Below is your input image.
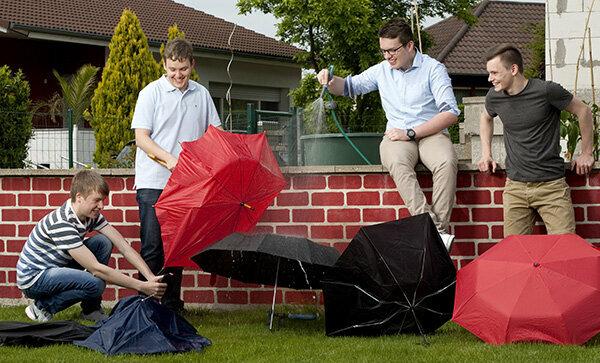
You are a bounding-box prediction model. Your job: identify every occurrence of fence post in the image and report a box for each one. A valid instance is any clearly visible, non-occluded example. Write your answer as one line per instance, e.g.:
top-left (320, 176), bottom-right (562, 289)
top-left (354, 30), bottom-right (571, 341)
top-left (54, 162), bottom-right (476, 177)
top-left (246, 103), bottom-right (257, 134)
top-left (67, 108), bottom-right (73, 169)
top-left (297, 107), bottom-right (304, 166)
top-left (287, 107), bottom-right (297, 166)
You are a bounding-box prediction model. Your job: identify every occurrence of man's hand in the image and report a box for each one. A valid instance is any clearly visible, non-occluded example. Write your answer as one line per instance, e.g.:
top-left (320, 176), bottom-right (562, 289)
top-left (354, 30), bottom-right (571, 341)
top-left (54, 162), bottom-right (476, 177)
top-left (478, 155), bottom-right (497, 173)
top-left (165, 155), bottom-right (178, 171)
top-left (571, 153), bottom-right (595, 175)
top-left (140, 275), bottom-right (167, 298)
top-left (384, 128), bottom-right (410, 141)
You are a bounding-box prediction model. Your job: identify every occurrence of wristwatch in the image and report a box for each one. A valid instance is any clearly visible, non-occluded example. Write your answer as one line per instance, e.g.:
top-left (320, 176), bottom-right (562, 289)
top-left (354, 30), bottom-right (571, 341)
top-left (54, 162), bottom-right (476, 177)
top-left (406, 128), bottom-right (416, 141)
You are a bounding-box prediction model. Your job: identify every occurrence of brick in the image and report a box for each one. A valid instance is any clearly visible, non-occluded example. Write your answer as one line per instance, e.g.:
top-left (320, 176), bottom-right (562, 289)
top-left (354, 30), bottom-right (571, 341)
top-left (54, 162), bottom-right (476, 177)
top-left (32, 208), bottom-right (54, 221)
top-left (576, 224), bottom-right (600, 238)
top-left (181, 273), bottom-right (196, 287)
top-left (251, 225), bottom-right (274, 234)
top-left (115, 225), bottom-right (140, 239)
top-left (102, 288), bottom-right (116, 301)
top-left (18, 224), bottom-right (35, 237)
top-left (382, 191), bottom-right (403, 205)
top-left (363, 208), bottom-right (396, 222)
top-left (532, 225), bottom-right (547, 234)
top-left (125, 177), bottom-right (135, 190)
top-left (292, 175), bottom-right (326, 190)
top-left (347, 191), bottom-right (380, 206)
top-left (285, 290), bottom-right (319, 304)
top-left (0, 224), bottom-right (16, 237)
top-left (457, 173), bottom-right (472, 188)
top-left (459, 259), bottom-right (474, 268)
top-left (363, 175), bottom-right (395, 189)
top-left (63, 178), bottom-right (72, 191)
top-left (2, 209), bottom-right (30, 221)
top-left (105, 177), bottom-right (125, 192)
top-left (0, 271), bottom-right (5, 284)
top-left (0, 286), bottom-right (23, 298)
top-left (0, 194), bottom-right (16, 206)
top-left (0, 254), bottom-right (19, 267)
top-left (260, 209), bottom-right (290, 223)
top-left (117, 258), bottom-right (136, 270)
top-left (7, 270), bottom-right (16, 283)
top-left (398, 208), bottom-right (411, 219)
top-left (184, 290), bottom-right (215, 304)
top-left (276, 192), bottom-right (309, 206)
top-left (450, 241), bottom-right (476, 256)
top-left (117, 288), bottom-right (138, 299)
top-left (491, 225), bottom-right (504, 239)
top-left (217, 290), bottom-right (248, 304)
top-left (311, 192), bottom-right (344, 206)
top-left (450, 208), bottom-right (470, 222)
top-left (31, 178), bottom-right (61, 191)
top-left (48, 193), bottom-right (70, 206)
top-left (311, 225), bottom-right (344, 239)
top-left (6, 240), bottom-right (25, 253)
top-left (198, 273), bottom-right (229, 288)
top-left (345, 226), bottom-right (362, 239)
top-left (328, 175), bottom-right (362, 189)
top-left (572, 190), bottom-right (600, 204)
top-left (456, 190), bottom-right (491, 205)
top-left (588, 172), bottom-right (600, 186)
top-left (455, 225), bottom-right (489, 239)
top-left (100, 209), bottom-right (122, 223)
top-left (111, 193), bottom-right (137, 207)
top-left (588, 206), bottom-right (600, 221)
top-left (477, 242), bottom-right (497, 255)
top-left (125, 210), bottom-right (140, 223)
top-left (275, 225), bottom-right (308, 237)
top-left (417, 174), bottom-right (433, 188)
top-left (18, 194), bottom-right (46, 207)
top-left (574, 207), bottom-right (585, 222)
top-left (326, 209), bottom-right (359, 223)
top-left (565, 172), bottom-right (587, 187)
top-left (230, 279), bottom-right (261, 288)
top-left (2, 177), bottom-right (30, 191)
top-left (292, 209), bottom-right (325, 223)
top-left (493, 190), bottom-right (503, 204)
top-left (474, 173), bottom-right (506, 187)
top-left (471, 208), bottom-right (504, 222)
top-left (250, 290), bottom-right (282, 304)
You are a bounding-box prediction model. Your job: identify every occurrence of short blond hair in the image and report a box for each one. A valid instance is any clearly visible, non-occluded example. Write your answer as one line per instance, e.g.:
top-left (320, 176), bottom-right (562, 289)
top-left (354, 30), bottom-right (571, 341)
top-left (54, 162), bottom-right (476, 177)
top-left (70, 169), bottom-right (109, 202)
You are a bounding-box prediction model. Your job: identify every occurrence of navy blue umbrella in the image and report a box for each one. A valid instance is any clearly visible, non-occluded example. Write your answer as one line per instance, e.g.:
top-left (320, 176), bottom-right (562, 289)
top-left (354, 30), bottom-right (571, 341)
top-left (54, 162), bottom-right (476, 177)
top-left (75, 295), bottom-right (210, 355)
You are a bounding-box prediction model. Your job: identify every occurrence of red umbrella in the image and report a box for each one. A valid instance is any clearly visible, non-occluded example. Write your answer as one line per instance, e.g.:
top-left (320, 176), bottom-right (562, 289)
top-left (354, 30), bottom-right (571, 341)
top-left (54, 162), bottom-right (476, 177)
top-left (452, 234), bottom-right (600, 345)
top-left (155, 126), bottom-right (286, 268)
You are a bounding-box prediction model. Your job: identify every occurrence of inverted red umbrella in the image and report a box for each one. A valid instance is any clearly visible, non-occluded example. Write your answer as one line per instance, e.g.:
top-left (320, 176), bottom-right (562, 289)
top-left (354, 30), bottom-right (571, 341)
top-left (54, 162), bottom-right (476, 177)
top-left (155, 126), bottom-right (286, 268)
top-left (453, 234), bottom-right (600, 345)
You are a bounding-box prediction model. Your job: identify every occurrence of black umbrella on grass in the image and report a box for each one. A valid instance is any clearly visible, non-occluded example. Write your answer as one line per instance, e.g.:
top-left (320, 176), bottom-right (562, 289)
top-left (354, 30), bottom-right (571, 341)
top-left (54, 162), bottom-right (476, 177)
top-left (192, 233), bottom-right (340, 329)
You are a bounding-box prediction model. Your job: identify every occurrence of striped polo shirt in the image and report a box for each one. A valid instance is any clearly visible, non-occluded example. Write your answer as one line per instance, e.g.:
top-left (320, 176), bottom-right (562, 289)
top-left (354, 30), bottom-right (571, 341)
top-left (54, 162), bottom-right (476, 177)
top-left (16, 200), bottom-right (108, 289)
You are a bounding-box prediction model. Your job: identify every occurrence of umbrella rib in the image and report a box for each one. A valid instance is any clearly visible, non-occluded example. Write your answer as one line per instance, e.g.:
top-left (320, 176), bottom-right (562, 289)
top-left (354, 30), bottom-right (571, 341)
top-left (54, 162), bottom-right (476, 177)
top-left (324, 281), bottom-right (410, 309)
top-left (327, 306), bottom-right (410, 336)
top-left (411, 237), bottom-right (428, 307)
top-left (414, 280), bottom-right (456, 308)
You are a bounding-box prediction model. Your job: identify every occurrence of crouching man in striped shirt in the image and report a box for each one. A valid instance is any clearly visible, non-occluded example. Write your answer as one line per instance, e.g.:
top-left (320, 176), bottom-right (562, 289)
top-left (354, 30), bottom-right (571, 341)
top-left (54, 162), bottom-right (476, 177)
top-left (16, 170), bottom-right (167, 322)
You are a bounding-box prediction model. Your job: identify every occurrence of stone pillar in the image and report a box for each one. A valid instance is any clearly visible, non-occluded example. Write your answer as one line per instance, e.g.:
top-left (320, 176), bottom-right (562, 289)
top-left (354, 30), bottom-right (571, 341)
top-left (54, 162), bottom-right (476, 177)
top-left (462, 96), bottom-right (506, 165)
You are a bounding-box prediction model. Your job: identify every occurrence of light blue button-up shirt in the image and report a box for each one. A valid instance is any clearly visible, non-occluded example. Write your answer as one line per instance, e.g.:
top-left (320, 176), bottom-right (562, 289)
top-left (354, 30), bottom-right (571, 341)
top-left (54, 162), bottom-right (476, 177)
top-left (344, 51), bottom-right (459, 131)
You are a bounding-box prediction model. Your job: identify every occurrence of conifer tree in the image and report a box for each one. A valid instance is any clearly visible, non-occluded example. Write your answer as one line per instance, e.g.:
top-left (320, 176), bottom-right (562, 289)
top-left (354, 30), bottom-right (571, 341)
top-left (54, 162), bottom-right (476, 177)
top-left (0, 66), bottom-right (32, 168)
top-left (159, 24), bottom-right (200, 82)
top-left (90, 9), bottom-right (161, 167)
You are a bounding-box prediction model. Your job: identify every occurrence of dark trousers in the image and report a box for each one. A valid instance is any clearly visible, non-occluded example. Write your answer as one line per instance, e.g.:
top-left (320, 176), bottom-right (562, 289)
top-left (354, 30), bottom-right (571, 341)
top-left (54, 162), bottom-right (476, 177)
top-left (136, 188), bottom-right (183, 309)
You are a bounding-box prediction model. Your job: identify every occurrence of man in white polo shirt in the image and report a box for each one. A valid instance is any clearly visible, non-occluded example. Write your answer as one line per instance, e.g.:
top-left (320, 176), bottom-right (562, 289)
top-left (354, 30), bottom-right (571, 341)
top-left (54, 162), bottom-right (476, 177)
top-left (131, 38), bottom-right (222, 312)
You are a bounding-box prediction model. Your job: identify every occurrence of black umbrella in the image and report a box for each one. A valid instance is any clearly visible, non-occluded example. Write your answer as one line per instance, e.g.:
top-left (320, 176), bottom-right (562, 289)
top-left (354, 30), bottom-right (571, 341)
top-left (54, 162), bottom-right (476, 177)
top-left (192, 233), bottom-right (340, 329)
top-left (75, 295), bottom-right (211, 355)
top-left (323, 213), bottom-right (456, 340)
top-left (0, 321), bottom-right (95, 347)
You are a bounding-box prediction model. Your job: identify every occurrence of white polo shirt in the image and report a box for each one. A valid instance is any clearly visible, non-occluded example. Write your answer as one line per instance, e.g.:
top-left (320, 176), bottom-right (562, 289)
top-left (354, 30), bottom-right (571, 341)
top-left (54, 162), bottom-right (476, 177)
top-left (131, 76), bottom-right (221, 189)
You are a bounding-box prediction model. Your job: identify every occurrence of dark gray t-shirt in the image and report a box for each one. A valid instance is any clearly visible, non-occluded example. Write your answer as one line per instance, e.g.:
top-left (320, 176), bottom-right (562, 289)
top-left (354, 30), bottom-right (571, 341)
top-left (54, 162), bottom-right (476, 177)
top-left (485, 78), bottom-right (573, 182)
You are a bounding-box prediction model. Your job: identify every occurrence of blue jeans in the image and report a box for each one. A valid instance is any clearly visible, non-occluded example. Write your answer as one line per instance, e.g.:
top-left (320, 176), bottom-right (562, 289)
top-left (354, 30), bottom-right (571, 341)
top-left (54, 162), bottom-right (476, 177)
top-left (136, 189), bottom-right (183, 309)
top-left (23, 234), bottom-right (112, 315)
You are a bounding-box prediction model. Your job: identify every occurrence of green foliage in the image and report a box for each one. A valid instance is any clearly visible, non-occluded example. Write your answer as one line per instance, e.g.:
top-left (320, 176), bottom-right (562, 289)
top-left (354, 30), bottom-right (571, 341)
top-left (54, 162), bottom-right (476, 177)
top-left (0, 65), bottom-right (32, 168)
top-left (237, 0), bottom-right (477, 133)
top-left (90, 9), bottom-right (161, 167)
top-left (53, 64), bottom-right (99, 127)
top-left (560, 102), bottom-right (600, 160)
top-left (448, 103), bottom-right (464, 144)
top-left (158, 24), bottom-right (200, 82)
top-left (523, 21), bottom-right (545, 79)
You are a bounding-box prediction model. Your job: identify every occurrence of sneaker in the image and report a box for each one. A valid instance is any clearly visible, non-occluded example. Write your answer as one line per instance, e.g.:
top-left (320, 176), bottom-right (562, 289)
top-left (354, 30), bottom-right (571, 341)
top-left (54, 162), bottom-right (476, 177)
top-left (81, 309), bottom-right (108, 322)
top-left (25, 303), bottom-right (53, 323)
top-left (438, 231), bottom-right (455, 252)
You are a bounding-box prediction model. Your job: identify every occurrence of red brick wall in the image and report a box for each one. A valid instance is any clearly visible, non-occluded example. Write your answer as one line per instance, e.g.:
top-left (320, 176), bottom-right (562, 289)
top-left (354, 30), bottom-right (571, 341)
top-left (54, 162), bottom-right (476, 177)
top-left (1, 170), bottom-right (599, 307)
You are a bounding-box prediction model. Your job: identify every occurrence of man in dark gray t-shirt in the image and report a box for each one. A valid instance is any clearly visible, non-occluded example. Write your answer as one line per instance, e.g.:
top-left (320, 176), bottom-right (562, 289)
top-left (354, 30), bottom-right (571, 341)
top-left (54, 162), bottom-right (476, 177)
top-left (478, 44), bottom-right (594, 237)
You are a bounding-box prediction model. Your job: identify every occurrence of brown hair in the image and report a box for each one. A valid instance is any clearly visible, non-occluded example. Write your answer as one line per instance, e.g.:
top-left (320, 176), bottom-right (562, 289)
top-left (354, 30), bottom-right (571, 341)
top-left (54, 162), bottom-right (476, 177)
top-left (163, 38), bottom-right (194, 63)
top-left (70, 169), bottom-right (109, 202)
top-left (378, 18), bottom-right (414, 45)
top-left (485, 44), bottom-right (524, 73)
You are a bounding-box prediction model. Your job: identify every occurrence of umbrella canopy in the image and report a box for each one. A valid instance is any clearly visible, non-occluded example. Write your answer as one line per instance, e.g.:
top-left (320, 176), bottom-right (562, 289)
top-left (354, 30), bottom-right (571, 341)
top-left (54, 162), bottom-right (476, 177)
top-left (192, 233), bottom-right (340, 290)
top-left (323, 213), bottom-right (456, 337)
top-left (75, 295), bottom-right (211, 355)
top-left (156, 125), bottom-right (286, 267)
top-left (0, 321), bottom-right (95, 347)
top-left (453, 234), bottom-right (600, 345)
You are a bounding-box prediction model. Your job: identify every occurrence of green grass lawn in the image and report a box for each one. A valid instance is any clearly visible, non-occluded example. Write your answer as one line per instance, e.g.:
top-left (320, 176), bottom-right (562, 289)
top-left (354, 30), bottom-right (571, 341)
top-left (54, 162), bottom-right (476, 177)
top-left (1, 304), bottom-right (600, 362)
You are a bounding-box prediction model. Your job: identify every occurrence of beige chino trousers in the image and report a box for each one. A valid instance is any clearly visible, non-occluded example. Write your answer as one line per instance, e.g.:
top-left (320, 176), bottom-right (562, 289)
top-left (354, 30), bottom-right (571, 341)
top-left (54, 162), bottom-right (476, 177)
top-left (380, 132), bottom-right (457, 232)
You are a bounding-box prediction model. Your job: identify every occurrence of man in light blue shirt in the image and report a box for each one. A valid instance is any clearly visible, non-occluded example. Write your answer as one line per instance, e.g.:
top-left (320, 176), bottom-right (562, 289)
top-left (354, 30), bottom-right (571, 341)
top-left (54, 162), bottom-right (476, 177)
top-left (318, 18), bottom-right (459, 250)
top-left (132, 39), bottom-right (222, 312)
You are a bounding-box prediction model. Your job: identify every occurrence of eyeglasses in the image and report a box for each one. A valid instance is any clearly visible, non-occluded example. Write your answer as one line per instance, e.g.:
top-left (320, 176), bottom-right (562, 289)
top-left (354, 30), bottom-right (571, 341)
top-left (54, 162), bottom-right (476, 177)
top-left (380, 44), bottom-right (405, 56)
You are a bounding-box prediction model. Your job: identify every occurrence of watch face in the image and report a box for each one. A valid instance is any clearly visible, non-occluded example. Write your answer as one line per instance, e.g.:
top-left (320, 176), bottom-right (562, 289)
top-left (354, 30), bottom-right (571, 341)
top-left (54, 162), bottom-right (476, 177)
top-left (407, 129), bottom-right (415, 139)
